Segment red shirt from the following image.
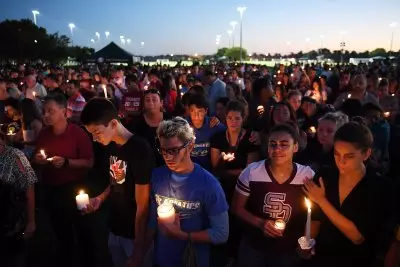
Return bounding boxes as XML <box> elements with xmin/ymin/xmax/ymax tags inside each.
<box><xmin>121</xmin><ymin>91</ymin><xmax>144</xmax><ymax>113</ymax></box>
<box><xmin>36</xmin><ymin>123</ymin><xmax>93</xmax><ymax>186</ymax></box>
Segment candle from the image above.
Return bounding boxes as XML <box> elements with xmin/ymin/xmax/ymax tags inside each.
<box><xmin>384</xmin><ymin>111</ymin><xmax>390</xmax><ymax>118</ymax></box>
<box><xmin>76</xmin><ymin>190</ymin><xmax>90</xmax><ymax>210</ymax></box>
<box><xmin>40</xmin><ymin>149</ymin><xmax>47</xmax><ymax>159</ymax></box>
<box><xmin>274</xmin><ymin>219</ymin><xmax>286</xmax><ymax>231</ymax></box>
<box><xmin>290</xmin><ymin>73</ymin><xmax>294</xmax><ymax>77</ymax></box>
<box><xmin>391</xmin><ymin>93</ymin><xmax>395</xmax><ymax>97</ymax></box>
<box><xmin>32</xmin><ymin>91</ymin><xmax>36</xmax><ymax>98</ymax></box>
<box><xmin>223</xmin><ymin>152</ymin><xmax>235</xmax><ymax>161</ymax></box>
<box><xmin>7</xmin><ymin>129</ymin><xmax>15</xmax><ymax>136</ymax></box>
<box><xmin>157</xmin><ymin>203</ymin><xmax>175</xmax><ymax>224</ymax></box>
<box><xmin>347</xmin><ymin>94</ymin><xmax>352</xmax><ymax>99</ymax></box>
<box><xmin>277</xmin><ymin>81</ymin><xmax>282</xmax><ymax>85</ymax></box>
<box><xmin>305</xmin><ymin>198</ymin><xmax>312</xmax><ymax>245</ymax></box>
<box><xmin>277</xmin><ymin>70</ymin><xmax>281</xmax><ymax>74</ymax></box>
<box><xmin>309</xmin><ymin>126</ymin><xmax>316</xmax><ymax>133</ymax></box>
<box><xmin>102</xmin><ymin>85</ymin><xmax>108</xmax><ymax>98</ymax></box>
<box><xmin>91</xmin><ymin>84</ymin><xmax>94</xmax><ymax>88</ymax></box>
<box><xmin>224</xmin><ymin>71</ymin><xmax>227</xmax><ymax>75</ymax></box>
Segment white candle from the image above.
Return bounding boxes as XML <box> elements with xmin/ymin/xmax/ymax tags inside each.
<box><xmin>274</xmin><ymin>219</ymin><xmax>286</xmax><ymax>231</ymax></box>
<box><xmin>102</xmin><ymin>85</ymin><xmax>108</xmax><ymax>98</ymax></box>
<box><xmin>40</xmin><ymin>149</ymin><xmax>47</xmax><ymax>159</ymax></box>
<box><xmin>384</xmin><ymin>111</ymin><xmax>390</xmax><ymax>118</ymax></box>
<box><xmin>76</xmin><ymin>190</ymin><xmax>90</xmax><ymax>210</ymax></box>
<box><xmin>309</xmin><ymin>126</ymin><xmax>316</xmax><ymax>133</ymax></box>
<box><xmin>32</xmin><ymin>91</ymin><xmax>36</xmax><ymax>98</ymax></box>
<box><xmin>305</xmin><ymin>198</ymin><xmax>312</xmax><ymax>245</ymax></box>
<box><xmin>157</xmin><ymin>203</ymin><xmax>175</xmax><ymax>224</ymax></box>
<box><xmin>347</xmin><ymin>94</ymin><xmax>352</xmax><ymax>99</ymax></box>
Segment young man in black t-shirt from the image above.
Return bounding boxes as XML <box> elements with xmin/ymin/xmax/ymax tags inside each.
<box><xmin>81</xmin><ymin>98</ymin><xmax>155</xmax><ymax>267</ymax></box>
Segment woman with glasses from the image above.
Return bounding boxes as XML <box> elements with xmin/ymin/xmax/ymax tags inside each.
<box><xmin>232</xmin><ymin>124</ymin><xmax>315</xmax><ymax>267</ymax></box>
<box><xmin>128</xmin><ymin>88</ymin><xmax>172</xmax><ymax>167</ymax></box>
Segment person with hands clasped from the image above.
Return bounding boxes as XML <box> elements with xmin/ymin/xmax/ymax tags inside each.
<box><xmin>34</xmin><ymin>94</ymin><xmax>94</xmax><ymax>267</ymax></box>
<box><xmin>302</xmin><ymin>120</ymin><xmax>393</xmax><ymax>267</ymax></box>
<box><xmin>80</xmin><ymin>98</ymin><xmax>155</xmax><ymax>267</ymax></box>
<box><xmin>232</xmin><ymin>123</ymin><xmax>315</xmax><ymax>267</ymax></box>
<box><xmin>144</xmin><ymin>117</ymin><xmax>229</xmax><ymax>267</ymax></box>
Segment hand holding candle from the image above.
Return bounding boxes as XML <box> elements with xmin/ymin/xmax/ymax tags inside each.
<box><xmin>274</xmin><ymin>219</ymin><xmax>286</xmax><ymax>234</ymax></box>
<box><xmin>221</xmin><ymin>152</ymin><xmax>235</xmax><ymax>162</ymax></box>
<box><xmin>384</xmin><ymin>111</ymin><xmax>391</xmax><ymax>118</ymax></box>
<box><xmin>157</xmin><ymin>203</ymin><xmax>175</xmax><ymax>224</ymax></box>
<box><xmin>76</xmin><ymin>190</ymin><xmax>90</xmax><ymax>210</ymax></box>
<box><xmin>257</xmin><ymin>105</ymin><xmax>265</xmax><ymax>115</ymax></box>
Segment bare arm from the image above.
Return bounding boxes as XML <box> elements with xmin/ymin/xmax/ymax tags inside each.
<box><xmin>231</xmin><ymin>191</ymin><xmax>264</xmax><ymax>229</ymax></box>
<box><xmin>132</xmin><ymin>184</ymin><xmax>150</xmax><ymax>257</ymax></box>
<box><xmin>68</xmin><ymin>158</ymin><xmax>94</xmax><ymax>169</ymax></box>
<box><xmin>26</xmin><ymin>185</ymin><xmax>35</xmax><ymax>224</ymax></box>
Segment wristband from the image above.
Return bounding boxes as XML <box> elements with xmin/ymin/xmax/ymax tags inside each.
<box><xmin>63</xmin><ymin>158</ymin><xmax>69</xmax><ymax>168</ymax></box>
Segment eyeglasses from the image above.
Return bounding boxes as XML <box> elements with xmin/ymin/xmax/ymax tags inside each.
<box><xmin>157</xmin><ymin>140</ymin><xmax>191</xmax><ymax>156</ymax></box>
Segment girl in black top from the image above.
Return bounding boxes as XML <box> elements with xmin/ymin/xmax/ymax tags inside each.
<box><xmin>303</xmin><ymin>120</ymin><xmax>392</xmax><ymax>267</ymax></box>
<box><xmin>128</xmin><ymin>89</ymin><xmax>171</xmax><ymax>167</ymax></box>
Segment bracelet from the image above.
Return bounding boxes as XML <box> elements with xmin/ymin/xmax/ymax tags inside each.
<box><xmin>395</xmin><ymin>225</ymin><xmax>400</xmax><ymax>241</ymax></box>
<box><xmin>63</xmin><ymin>158</ymin><xmax>69</xmax><ymax>168</ymax></box>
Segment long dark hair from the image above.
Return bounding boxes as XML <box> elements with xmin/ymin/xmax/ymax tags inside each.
<box><xmin>20</xmin><ymin>98</ymin><xmax>42</xmax><ymax>130</ymax></box>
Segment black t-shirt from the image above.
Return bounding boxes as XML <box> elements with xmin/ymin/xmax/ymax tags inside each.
<box><xmin>128</xmin><ymin>113</ymin><xmax>172</xmax><ymax>167</ymax></box>
<box><xmin>106</xmin><ymin>134</ymin><xmax>155</xmax><ymax>239</ymax></box>
<box><xmin>313</xmin><ymin>167</ymin><xmax>392</xmax><ymax>267</ymax></box>
<box><xmin>210</xmin><ymin>129</ymin><xmax>259</xmax><ymax>173</ymax></box>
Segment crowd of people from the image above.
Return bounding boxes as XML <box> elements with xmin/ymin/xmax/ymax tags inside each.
<box><xmin>0</xmin><ymin>60</ymin><xmax>400</xmax><ymax>267</ymax></box>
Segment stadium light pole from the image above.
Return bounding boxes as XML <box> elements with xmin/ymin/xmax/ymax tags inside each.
<box><xmin>32</xmin><ymin>10</ymin><xmax>40</xmax><ymax>25</ymax></box>
<box><xmin>237</xmin><ymin>6</ymin><xmax>247</xmax><ymax>62</ymax></box>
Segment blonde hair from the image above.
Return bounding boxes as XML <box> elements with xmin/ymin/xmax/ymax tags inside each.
<box><xmin>319</xmin><ymin>111</ymin><xmax>349</xmax><ymax>129</ymax></box>
<box><xmin>157</xmin><ymin>117</ymin><xmax>195</xmax><ymax>143</ymax></box>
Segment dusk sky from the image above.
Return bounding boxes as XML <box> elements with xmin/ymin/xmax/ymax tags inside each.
<box><xmin>1</xmin><ymin>0</ymin><xmax>400</xmax><ymax>55</ymax></box>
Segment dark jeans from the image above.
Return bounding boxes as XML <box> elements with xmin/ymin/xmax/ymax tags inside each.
<box><xmin>0</xmin><ymin>233</ymin><xmax>24</xmax><ymax>267</ymax></box>
<box><xmin>44</xmin><ymin>181</ymin><xmax>111</xmax><ymax>267</ymax></box>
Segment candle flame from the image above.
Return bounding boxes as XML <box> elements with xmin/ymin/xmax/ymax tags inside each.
<box><xmin>347</xmin><ymin>94</ymin><xmax>351</xmax><ymax>98</ymax></box>
<box><xmin>79</xmin><ymin>190</ymin><xmax>85</xmax><ymax>195</ymax></box>
<box><xmin>309</xmin><ymin>126</ymin><xmax>316</xmax><ymax>133</ymax></box>
<box><xmin>305</xmin><ymin>198</ymin><xmax>311</xmax><ymax>209</ymax></box>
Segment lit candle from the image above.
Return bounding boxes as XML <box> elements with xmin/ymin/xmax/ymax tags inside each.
<box><xmin>347</xmin><ymin>93</ymin><xmax>352</xmax><ymax>99</ymax></box>
<box><xmin>309</xmin><ymin>126</ymin><xmax>316</xmax><ymax>133</ymax></box>
<box><xmin>32</xmin><ymin>91</ymin><xmax>36</xmax><ymax>98</ymax></box>
<box><xmin>157</xmin><ymin>203</ymin><xmax>175</xmax><ymax>224</ymax></box>
<box><xmin>391</xmin><ymin>93</ymin><xmax>395</xmax><ymax>97</ymax></box>
<box><xmin>290</xmin><ymin>73</ymin><xmax>294</xmax><ymax>77</ymax></box>
<box><xmin>40</xmin><ymin>149</ymin><xmax>47</xmax><ymax>159</ymax></box>
<box><xmin>224</xmin><ymin>71</ymin><xmax>227</xmax><ymax>75</ymax></box>
<box><xmin>188</xmin><ymin>70</ymin><xmax>191</xmax><ymax>74</ymax></box>
<box><xmin>384</xmin><ymin>111</ymin><xmax>390</xmax><ymax>118</ymax></box>
<box><xmin>274</xmin><ymin>219</ymin><xmax>286</xmax><ymax>232</ymax></box>
<box><xmin>305</xmin><ymin>198</ymin><xmax>312</xmax><ymax>245</ymax></box>
<box><xmin>75</xmin><ymin>190</ymin><xmax>90</xmax><ymax>210</ymax></box>
<box><xmin>7</xmin><ymin>129</ymin><xmax>15</xmax><ymax>136</ymax></box>
<box><xmin>277</xmin><ymin>81</ymin><xmax>282</xmax><ymax>85</ymax></box>
<box><xmin>273</xmin><ymin>75</ymin><xmax>277</xmax><ymax>78</ymax></box>
<box><xmin>277</xmin><ymin>70</ymin><xmax>281</xmax><ymax>74</ymax></box>
<box><xmin>179</xmin><ymin>85</ymin><xmax>182</xmax><ymax>89</ymax></box>
<box><xmin>223</xmin><ymin>153</ymin><xmax>235</xmax><ymax>161</ymax></box>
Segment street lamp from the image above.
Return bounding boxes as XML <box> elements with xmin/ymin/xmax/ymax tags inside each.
<box><xmin>32</xmin><ymin>10</ymin><xmax>40</xmax><ymax>25</ymax></box>
<box><xmin>237</xmin><ymin>6</ymin><xmax>247</xmax><ymax>62</ymax></box>
<box><xmin>68</xmin><ymin>23</ymin><xmax>76</xmax><ymax>36</ymax></box>
<box><xmin>230</xmin><ymin>21</ymin><xmax>238</xmax><ymax>47</ymax></box>
<box><xmin>389</xmin><ymin>22</ymin><xmax>398</xmax><ymax>57</ymax></box>
<box><xmin>227</xmin><ymin>30</ymin><xmax>233</xmax><ymax>47</ymax></box>
<box><xmin>340</xmin><ymin>41</ymin><xmax>346</xmax><ymax>64</ymax></box>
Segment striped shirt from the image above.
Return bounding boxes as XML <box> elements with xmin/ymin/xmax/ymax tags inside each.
<box><xmin>67</xmin><ymin>93</ymin><xmax>86</xmax><ymax>120</ymax></box>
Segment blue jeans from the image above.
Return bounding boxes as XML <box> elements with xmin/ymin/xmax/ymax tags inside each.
<box><xmin>108</xmin><ymin>232</ymin><xmax>134</xmax><ymax>267</ymax></box>
<box><xmin>238</xmin><ymin>237</ymin><xmax>300</xmax><ymax>267</ymax></box>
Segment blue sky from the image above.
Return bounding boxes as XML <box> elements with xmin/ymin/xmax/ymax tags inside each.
<box><xmin>1</xmin><ymin>0</ymin><xmax>400</xmax><ymax>55</ymax></box>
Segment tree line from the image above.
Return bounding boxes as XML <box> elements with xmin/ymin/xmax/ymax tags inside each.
<box><xmin>0</xmin><ymin>19</ymin><xmax>94</xmax><ymax>64</ymax></box>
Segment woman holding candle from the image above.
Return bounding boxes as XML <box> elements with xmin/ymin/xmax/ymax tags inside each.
<box><xmin>232</xmin><ymin>124</ymin><xmax>315</xmax><ymax>267</ymax></box>
<box><xmin>303</xmin><ymin>120</ymin><xmax>392</xmax><ymax>267</ymax></box>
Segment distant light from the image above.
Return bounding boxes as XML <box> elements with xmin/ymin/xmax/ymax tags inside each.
<box><xmin>170</xmin><ymin>54</ymin><xmax>174</xmax><ymax>57</ymax></box>
<box><xmin>34</xmin><ymin>40</ymin><xmax>37</xmax><ymax>43</ymax></box>
<box><xmin>194</xmin><ymin>53</ymin><xmax>198</xmax><ymax>57</ymax></box>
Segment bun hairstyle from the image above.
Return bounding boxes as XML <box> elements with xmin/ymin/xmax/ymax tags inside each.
<box><xmin>334</xmin><ymin>117</ymin><xmax>373</xmax><ymax>152</ymax></box>
<box><xmin>318</xmin><ymin>111</ymin><xmax>349</xmax><ymax>130</ymax></box>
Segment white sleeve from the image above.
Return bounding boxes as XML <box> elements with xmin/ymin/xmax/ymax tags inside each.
<box><xmin>235</xmin><ymin>165</ymin><xmax>251</xmax><ymax>196</ymax></box>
